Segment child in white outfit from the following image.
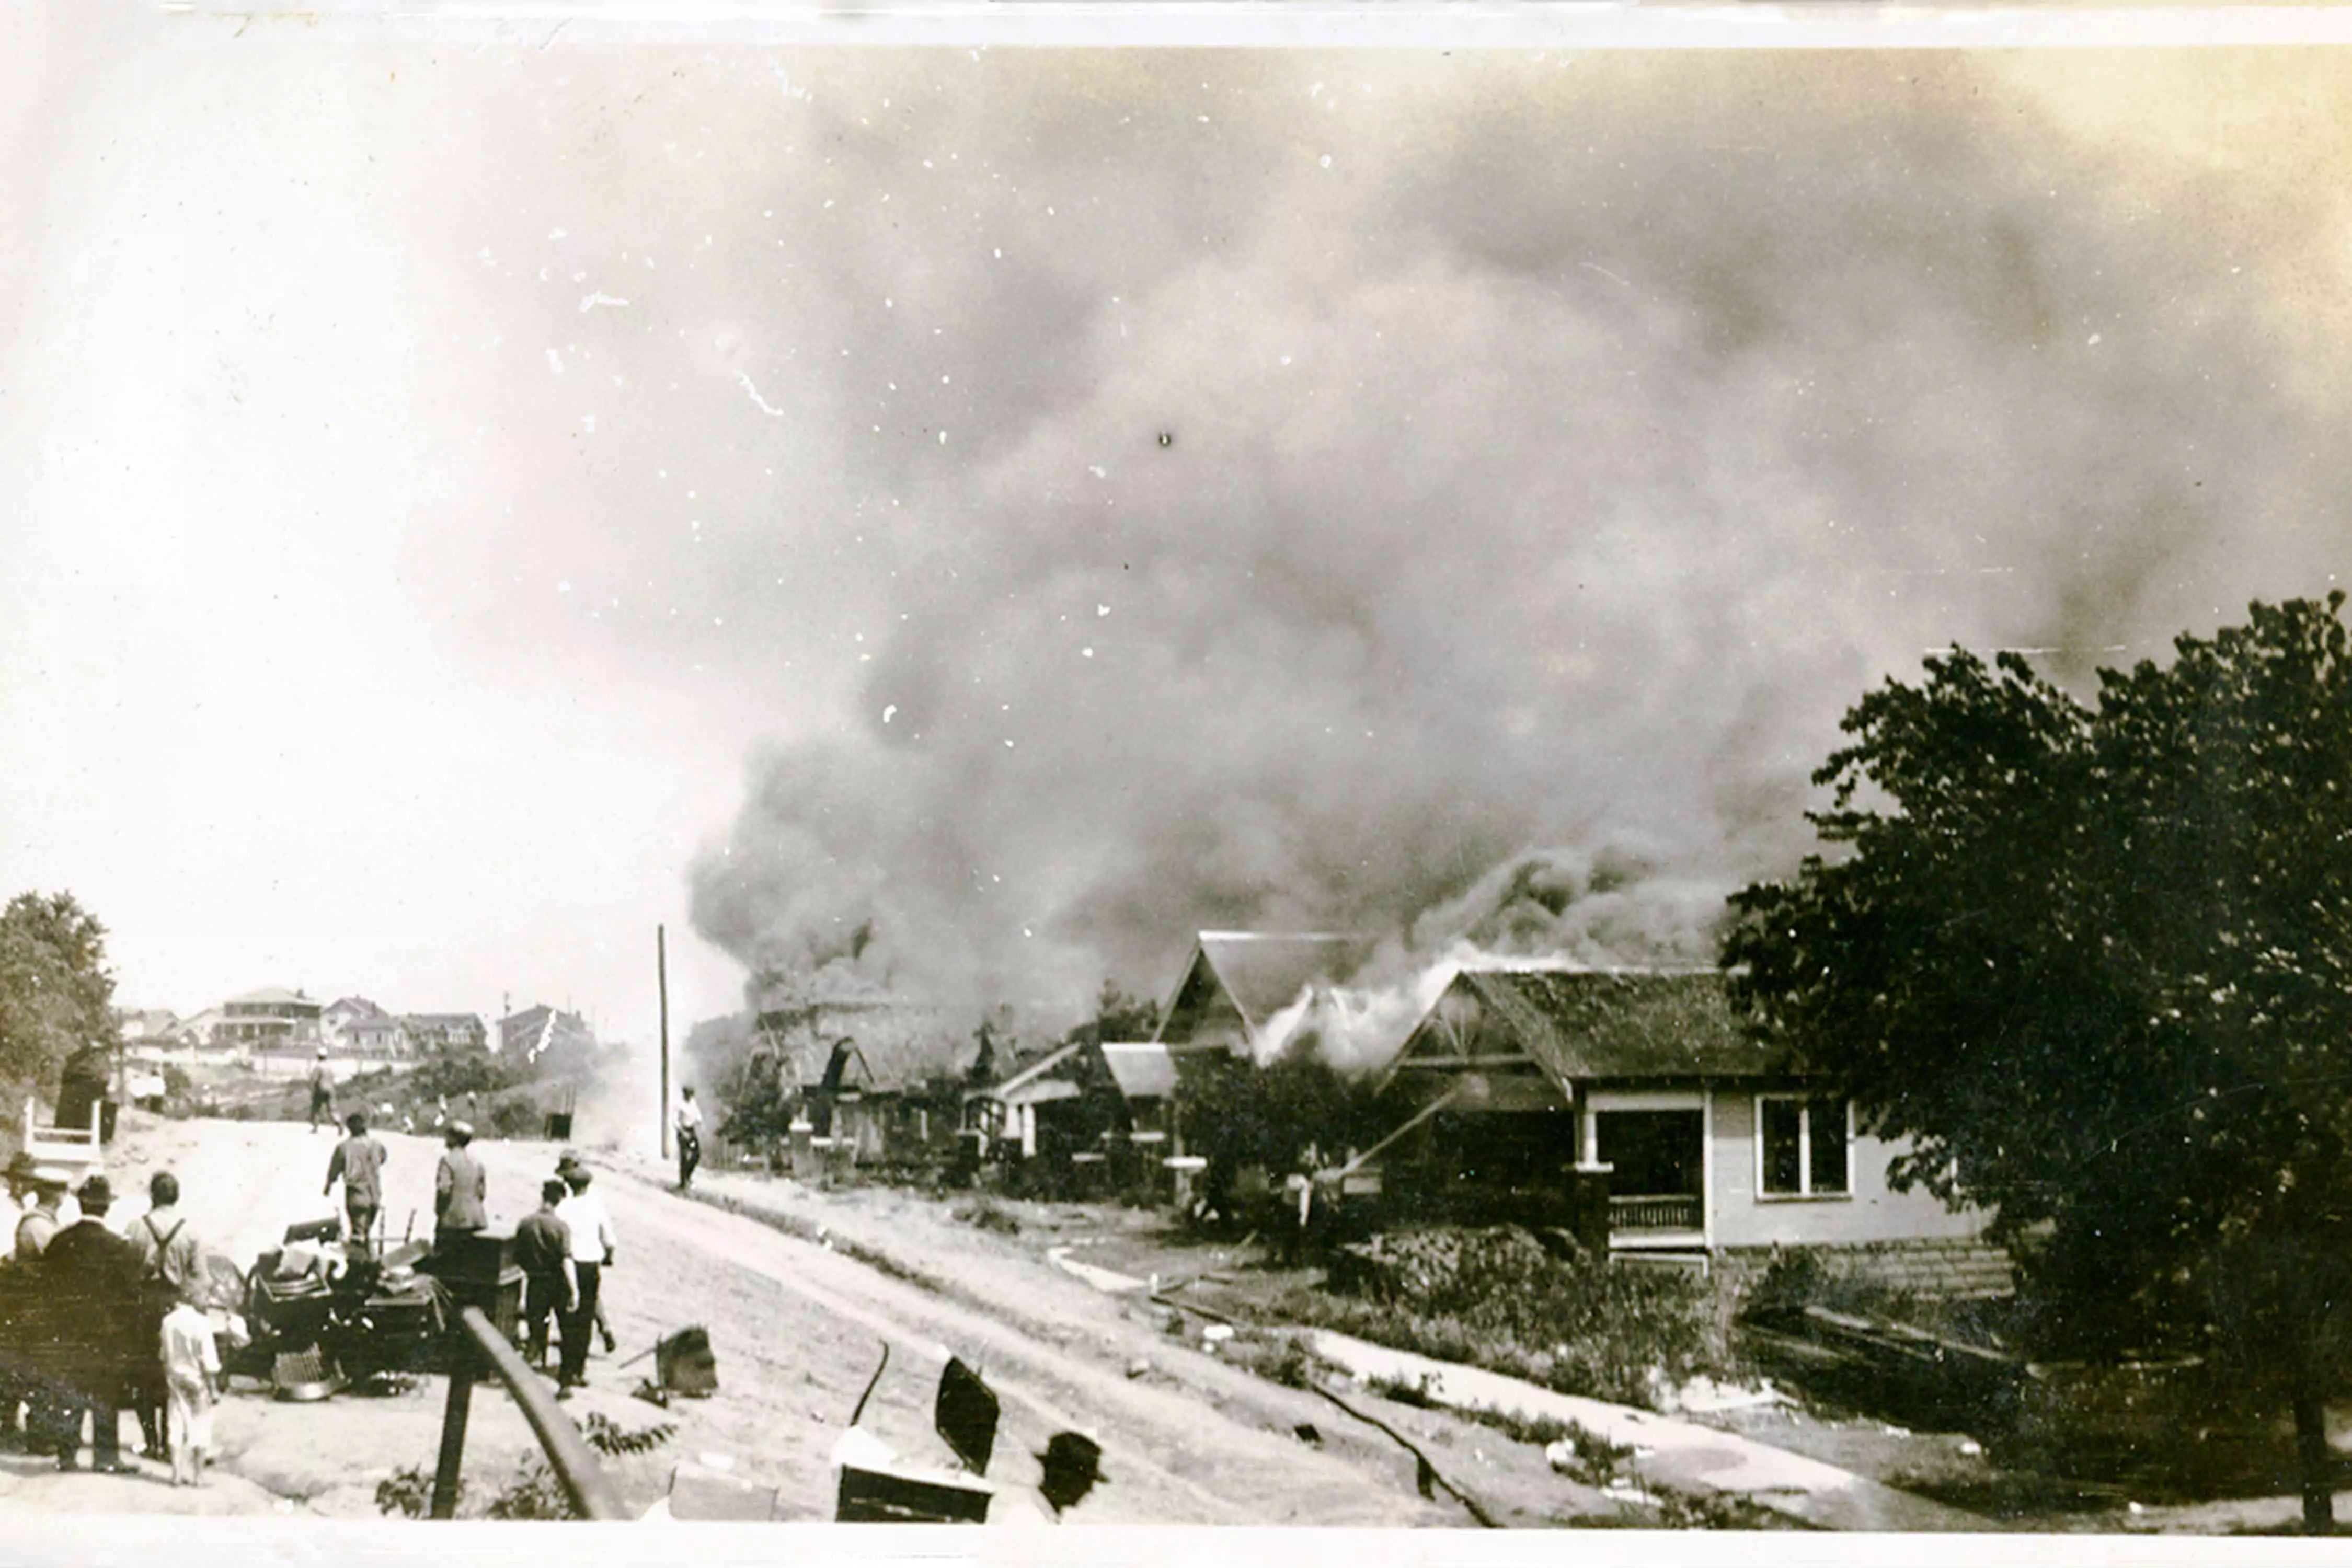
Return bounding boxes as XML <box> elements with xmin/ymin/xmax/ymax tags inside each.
<box><xmin>159</xmin><ymin>1292</ymin><xmax>220</xmax><ymax>1487</ymax></box>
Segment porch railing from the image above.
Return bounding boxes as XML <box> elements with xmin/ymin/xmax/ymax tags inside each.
<box><xmin>1609</xmin><ymin>1193</ymin><xmax>1702</xmax><ymax>1233</ymax></box>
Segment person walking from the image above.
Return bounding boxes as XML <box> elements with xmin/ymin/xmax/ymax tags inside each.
<box><xmin>552</xmin><ymin>1160</ymin><xmax>615</xmax><ymax>1396</ymax></box>
<box><xmin>158</xmin><ymin>1285</ymin><xmax>219</xmax><ymax>1488</ymax></box>
<box><xmin>433</xmin><ymin>1122</ymin><xmax>487</xmax><ymax>1246</ymax></box>
<box><xmin>306</xmin><ymin>1050</ymin><xmax>336</xmax><ymax>1133</ymax></box>
<box><xmin>674</xmin><ymin>1087</ymin><xmax>704</xmax><ymax>1191</ymax></box>
<box><xmin>40</xmin><ymin>1175</ymin><xmax>141</xmax><ymax>1472</ymax></box>
<box><xmin>324</xmin><ymin>1112</ymin><xmax>387</xmax><ymax>1254</ymax></box>
<box><xmin>125</xmin><ymin>1172</ymin><xmax>202</xmax><ymax>1459</ymax></box>
<box><xmin>512</xmin><ymin>1181</ymin><xmax>576</xmax><ymax>1374</ymax></box>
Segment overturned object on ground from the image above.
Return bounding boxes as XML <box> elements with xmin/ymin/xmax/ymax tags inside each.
<box><xmin>649</xmin><ymin>1325</ymin><xmax>718</xmax><ymax>1397</ymax></box>
<box><xmin>935</xmin><ymin>1356</ymin><xmax>1000</xmax><ymax>1474</ymax></box>
<box><xmin>832</xmin><ymin>1428</ymin><xmax>993</xmax><ymax>1523</ymax></box>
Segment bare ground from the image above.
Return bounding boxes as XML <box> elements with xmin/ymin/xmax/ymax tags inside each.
<box><xmin>0</xmin><ymin>1114</ymin><xmax>1628</xmax><ymax>1526</ymax></box>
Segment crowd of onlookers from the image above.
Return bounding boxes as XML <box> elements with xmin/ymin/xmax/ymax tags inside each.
<box><xmin>1</xmin><ymin>1158</ymin><xmax>222</xmax><ymax>1486</ymax></box>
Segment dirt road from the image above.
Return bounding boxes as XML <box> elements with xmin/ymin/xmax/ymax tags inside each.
<box><xmin>0</xmin><ymin>1114</ymin><xmax>1482</xmax><ymax>1524</ymax></box>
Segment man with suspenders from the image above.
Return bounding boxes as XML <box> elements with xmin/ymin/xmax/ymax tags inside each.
<box><xmin>126</xmin><ymin>1172</ymin><xmax>202</xmax><ymax>1459</ymax></box>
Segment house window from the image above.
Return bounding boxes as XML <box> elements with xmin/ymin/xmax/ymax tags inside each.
<box><xmin>1758</xmin><ymin>1096</ymin><xmax>1850</xmax><ymax>1197</ymax></box>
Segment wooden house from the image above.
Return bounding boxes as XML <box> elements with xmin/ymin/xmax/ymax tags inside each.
<box><xmin>1376</xmin><ymin>967</ymin><xmax>1995</xmax><ymax>1269</ymax></box>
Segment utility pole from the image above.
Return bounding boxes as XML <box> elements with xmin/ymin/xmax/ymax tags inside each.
<box><xmin>658</xmin><ymin>925</ymin><xmax>671</xmax><ymax>1161</ymax></box>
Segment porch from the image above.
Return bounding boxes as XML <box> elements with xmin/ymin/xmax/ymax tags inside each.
<box><xmin>1582</xmin><ymin>1089</ymin><xmax>1710</xmax><ymax>1252</ymax></box>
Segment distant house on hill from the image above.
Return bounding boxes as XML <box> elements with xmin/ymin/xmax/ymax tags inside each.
<box><xmin>218</xmin><ymin>987</ymin><xmax>324</xmax><ymax>1048</ymax></box>
<box><xmin>170</xmin><ymin>1008</ymin><xmax>230</xmax><ymax>1052</ymax></box>
<box><xmin>404</xmin><ymin>1013</ymin><xmax>488</xmax><ymax>1053</ymax></box>
<box><xmin>323</xmin><ymin>997</ymin><xmax>410</xmax><ymax>1057</ymax></box>
<box><xmin>1373</xmin><ymin>967</ymin><xmax>2003</xmax><ymax>1289</ymax></box>
<box><xmin>115</xmin><ymin>1008</ymin><xmax>180</xmax><ymax>1043</ymax></box>
<box><xmin>498</xmin><ymin>1005</ymin><xmax>595</xmax><ymax>1064</ymax></box>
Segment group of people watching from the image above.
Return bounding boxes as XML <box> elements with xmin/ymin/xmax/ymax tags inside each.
<box><xmin>1</xmin><ymin>1158</ymin><xmax>221</xmax><ymax>1486</ymax></box>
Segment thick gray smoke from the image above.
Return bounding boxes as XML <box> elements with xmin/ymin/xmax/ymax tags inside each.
<box><xmin>428</xmin><ymin>51</ymin><xmax>2346</xmax><ymax>1044</ymax></box>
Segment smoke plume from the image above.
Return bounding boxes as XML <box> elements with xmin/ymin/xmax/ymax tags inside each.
<box><xmin>534</xmin><ymin>51</ymin><xmax>2352</xmax><ymax>1050</ymax></box>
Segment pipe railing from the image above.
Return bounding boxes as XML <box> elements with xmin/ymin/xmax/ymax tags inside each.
<box><xmin>430</xmin><ymin>1304</ymin><xmax>627</xmax><ymax>1520</ymax></box>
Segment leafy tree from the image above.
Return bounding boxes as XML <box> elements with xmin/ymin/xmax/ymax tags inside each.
<box><xmin>0</xmin><ymin>891</ymin><xmax>120</xmax><ymax>1098</ymax></box>
<box><xmin>1724</xmin><ymin>593</ymin><xmax>2352</xmax><ymax>1531</ymax></box>
<box><xmin>1182</xmin><ymin>1039</ymin><xmax>1385</xmax><ymax>1206</ymax></box>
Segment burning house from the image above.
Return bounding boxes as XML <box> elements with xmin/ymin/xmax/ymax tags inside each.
<box><xmin>1371</xmin><ymin>967</ymin><xmax>2001</xmax><ymax>1280</ymax></box>
<box><xmin>746</xmin><ymin>993</ymin><xmax>968</xmax><ymax>1170</ymax></box>
<box><xmin>964</xmin><ymin>1037</ymin><xmax>1167</xmax><ymax>1197</ymax></box>
<box><xmin>1153</xmin><ymin>932</ymin><xmax>1376</xmax><ymax>1060</ymax></box>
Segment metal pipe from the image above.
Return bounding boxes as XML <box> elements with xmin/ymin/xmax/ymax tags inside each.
<box><xmin>430</xmin><ymin>1305</ymin><xmax>628</xmax><ymax>1520</ymax></box>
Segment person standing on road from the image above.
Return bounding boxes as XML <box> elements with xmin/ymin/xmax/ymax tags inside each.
<box><xmin>325</xmin><ymin>1112</ymin><xmax>387</xmax><ymax>1254</ymax></box>
<box><xmin>552</xmin><ymin>1160</ymin><xmax>615</xmax><ymax>1396</ymax></box>
<box><xmin>14</xmin><ymin>1167</ymin><xmax>65</xmax><ymax>1262</ymax></box>
<box><xmin>433</xmin><ymin>1122</ymin><xmax>488</xmax><ymax>1246</ymax></box>
<box><xmin>40</xmin><ymin>1175</ymin><xmax>141</xmax><ymax>1473</ymax></box>
<box><xmin>125</xmin><ymin>1172</ymin><xmax>202</xmax><ymax>1459</ymax></box>
<box><xmin>158</xmin><ymin>1284</ymin><xmax>219</xmax><ymax>1488</ymax></box>
<box><xmin>674</xmin><ymin>1087</ymin><xmax>704</xmax><ymax>1191</ymax></box>
<box><xmin>512</xmin><ymin>1180</ymin><xmax>576</xmax><ymax>1374</ymax></box>
<box><xmin>306</xmin><ymin>1050</ymin><xmax>336</xmax><ymax>1133</ymax></box>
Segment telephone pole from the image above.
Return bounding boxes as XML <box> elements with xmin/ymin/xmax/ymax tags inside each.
<box><xmin>658</xmin><ymin>925</ymin><xmax>672</xmax><ymax>1161</ymax></box>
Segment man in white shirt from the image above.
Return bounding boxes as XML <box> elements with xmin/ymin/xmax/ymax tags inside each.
<box><xmin>552</xmin><ymin>1159</ymin><xmax>615</xmax><ymax>1396</ymax></box>
<box><xmin>674</xmin><ymin>1088</ymin><xmax>704</xmax><ymax>1192</ymax></box>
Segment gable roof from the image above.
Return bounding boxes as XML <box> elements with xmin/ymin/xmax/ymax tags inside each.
<box><xmin>1101</xmin><ymin>1041</ymin><xmax>1177</xmax><ymax>1100</ymax></box>
<box><xmin>987</xmin><ymin>1042</ymin><xmax>1083</xmax><ymax>1101</ymax></box>
<box><xmin>1390</xmin><ymin>968</ymin><xmax>1782</xmax><ymax>1090</ymax></box>
<box><xmin>1157</xmin><ymin>931</ymin><xmax>1375</xmax><ymax>1047</ymax></box>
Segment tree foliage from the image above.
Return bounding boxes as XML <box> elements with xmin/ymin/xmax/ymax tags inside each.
<box><xmin>1723</xmin><ymin>594</ymin><xmax>2352</xmax><ymax>1524</ymax></box>
<box><xmin>0</xmin><ymin>891</ymin><xmax>120</xmax><ymax>1094</ymax></box>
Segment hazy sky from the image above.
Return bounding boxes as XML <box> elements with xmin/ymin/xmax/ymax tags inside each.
<box><xmin>4</xmin><ymin>11</ymin><xmax>2348</xmax><ymax>1046</ymax></box>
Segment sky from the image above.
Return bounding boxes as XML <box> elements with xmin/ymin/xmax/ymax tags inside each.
<box><xmin>3</xmin><ymin>10</ymin><xmax>2349</xmax><ymax>1062</ymax></box>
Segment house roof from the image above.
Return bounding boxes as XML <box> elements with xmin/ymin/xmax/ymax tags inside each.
<box><xmin>227</xmin><ymin>986</ymin><xmax>316</xmax><ymax>1008</ymax></box>
<box><xmin>404</xmin><ymin>1013</ymin><xmax>485</xmax><ymax>1030</ymax></box>
<box><xmin>988</xmin><ymin>1043</ymin><xmax>1083</xmax><ymax>1101</ymax></box>
<box><xmin>789</xmin><ymin>1004</ymin><xmax>967</xmax><ymax>1093</ymax></box>
<box><xmin>1100</xmin><ymin>1042</ymin><xmax>1177</xmax><ymax>1100</ymax></box>
<box><xmin>1396</xmin><ymin>969</ymin><xmax>1782</xmax><ymax>1089</ymax></box>
<box><xmin>1168</xmin><ymin>932</ymin><xmax>1375</xmax><ymax>1036</ymax></box>
<box><xmin>326</xmin><ymin>996</ymin><xmax>387</xmax><ymax>1018</ymax></box>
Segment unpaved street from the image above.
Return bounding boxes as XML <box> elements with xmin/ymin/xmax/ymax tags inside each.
<box><xmin>0</xmin><ymin>1114</ymin><xmax>1481</xmax><ymax>1524</ymax></box>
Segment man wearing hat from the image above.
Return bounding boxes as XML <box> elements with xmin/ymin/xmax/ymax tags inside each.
<box><xmin>552</xmin><ymin>1159</ymin><xmax>616</xmax><ymax>1394</ymax></box>
<box><xmin>40</xmin><ymin>1174</ymin><xmax>142</xmax><ymax>1472</ymax></box>
<box><xmin>434</xmin><ymin>1122</ymin><xmax>488</xmax><ymax>1243</ymax></box>
<box><xmin>325</xmin><ymin>1112</ymin><xmax>388</xmax><ymax>1256</ymax></box>
<box><xmin>306</xmin><ymin>1049</ymin><xmax>336</xmax><ymax>1133</ymax></box>
<box><xmin>13</xmin><ymin>1160</ymin><xmax>65</xmax><ymax>1263</ymax></box>
<box><xmin>0</xmin><ymin>1153</ymin><xmax>43</xmax><ymax>1450</ymax></box>
<box><xmin>988</xmin><ymin>1431</ymin><xmax>1107</xmax><ymax>1525</ymax></box>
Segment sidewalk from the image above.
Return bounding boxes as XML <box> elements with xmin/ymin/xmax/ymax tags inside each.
<box><xmin>1301</xmin><ymin>1329</ymin><xmax>1990</xmax><ymax>1532</ymax></box>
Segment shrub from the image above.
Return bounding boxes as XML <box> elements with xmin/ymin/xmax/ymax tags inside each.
<box><xmin>1279</xmin><ymin>1225</ymin><xmax>1728</xmax><ymax>1408</ymax></box>
<box><xmin>382</xmin><ymin>1413</ymin><xmax>678</xmax><ymax>1520</ymax></box>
